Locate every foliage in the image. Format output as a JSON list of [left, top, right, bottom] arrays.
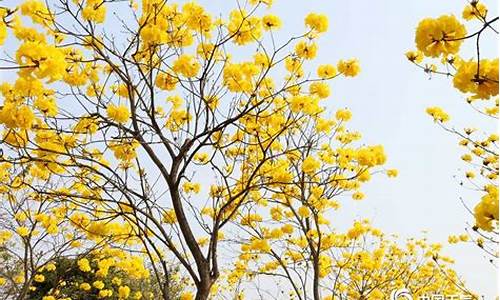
[[26, 254, 180, 300]]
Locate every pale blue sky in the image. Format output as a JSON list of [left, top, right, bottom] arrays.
[[196, 0, 497, 298], [255, 0, 497, 298], [192, 0, 499, 296]]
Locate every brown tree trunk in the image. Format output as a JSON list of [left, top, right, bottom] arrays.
[[195, 280, 212, 300], [313, 257, 321, 300]]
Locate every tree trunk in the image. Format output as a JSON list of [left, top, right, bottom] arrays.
[[313, 253, 321, 300], [195, 280, 212, 300]]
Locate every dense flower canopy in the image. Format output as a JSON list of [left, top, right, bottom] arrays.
[[0, 0, 492, 299]]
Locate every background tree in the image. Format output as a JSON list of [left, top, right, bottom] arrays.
[[26, 254, 183, 300], [406, 0, 498, 261], [0, 0, 392, 298], [0, 0, 479, 299], [0, 161, 160, 300], [0, 164, 99, 300]]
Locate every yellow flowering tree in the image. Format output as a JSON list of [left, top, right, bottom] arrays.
[[0, 165, 88, 299], [0, 151, 161, 299], [229, 220, 475, 299], [407, 1, 498, 259], [25, 254, 183, 300], [0, 0, 475, 299]]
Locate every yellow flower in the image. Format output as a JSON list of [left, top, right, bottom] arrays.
[[0, 19, 6, 46], [162, 209, 177, 224], [352, 191, 365, 200], [415, 15, 466, 57], [99, 289, 113, 298], [194, 152, 210, 164], [93, 280, 105, 290], [204, 95, 219, 110], [182, 182, 201, 194], [298, 205, 311, 218], [118, 285, 131, 299], [302, 155, 320, 175], [173, 54, 200, 78], [250, 238, 271, 253], [305, 13, 329, 33], [357, 145, 387, 167], [14, 275, 24, 284], [249, 0, 273, 7], [155, 73, 178, 91], [228, 9, 263, 45], [295, 41, 318, 60], [282, 224, 294, 234], [309, 82, 330, 99], [405, 50, 424, 63], [34, 95, 58, 117], [465, 171, 475, 179], [337, 59, 361, 77], [20, 0, 52, 25], [462, 2, 488, 21], [82, 0, 107, 23], [78, 258, 92, 272], [112, 277, 122, 286], [16, 226, 30, 237], [453, 58, 498, 100], [317, 64, 337, 79], [473, 185, 498, 231], [166, 110, 192, 131], [34, 274, 45, 283], [426, 106, 450, 122], [386, 169, 398, 178], [45, 263, 56, 272], [0, 103, 36, 130], [262, 14, 282, 30], [107, 104, 130, 124], [180, 291, 194, 300], [461, 154, 472, 162], [80, 282, 91, 291], [110, 140, 139, 162], [335, 109, 352, 122]]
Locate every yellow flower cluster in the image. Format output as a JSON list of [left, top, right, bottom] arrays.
[[229, 220, 468, 300], [172, 54, 200, 78], [410, 1, 498, 251], [426, 106, 450, 122], [462, 2, 488, 21], [453, 58, 498, 100], [337, 59, 361, 77], [304, 13, 329, 33], [262, 14, 282, 30], [82, 0, 107, 23], [415, 15, 466, 57], [110, 139, 140, 166], [228, 9, 263, 45], [155, 73, 178, 91], [107, 104, 131, 124]]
